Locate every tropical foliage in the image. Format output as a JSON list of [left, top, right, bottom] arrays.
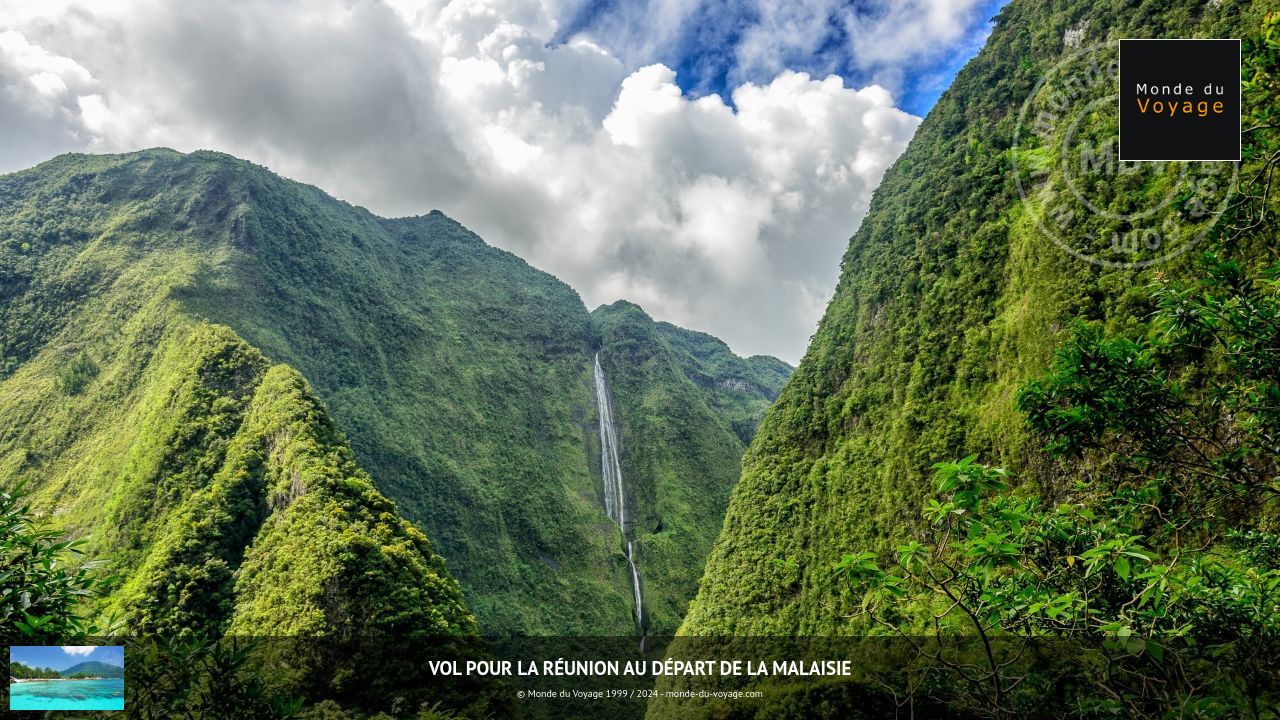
[[835, 251, 1280, 717], [1, 481, 118, 642], [10, 662, 64, 679]]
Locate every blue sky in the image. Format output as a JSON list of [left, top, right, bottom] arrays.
[[556, 0, 1009, 116], [10, 646, 124, 672]]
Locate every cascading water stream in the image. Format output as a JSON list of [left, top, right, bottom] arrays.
[[593, 353, 646, 643]]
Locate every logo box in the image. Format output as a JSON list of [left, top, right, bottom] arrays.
[[1119, 38, 1241, 161]]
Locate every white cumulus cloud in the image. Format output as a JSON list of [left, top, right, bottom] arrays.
[[61, 646, 96, 656], [0, 0, 923, 363]]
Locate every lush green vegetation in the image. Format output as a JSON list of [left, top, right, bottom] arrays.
[[0, 315, 475, 643], [102, 333, 477, 640], [10, 662, 63, 679], [1, 482, 119, 642], [57, 351, 99, 395], [840, 452, 1277, 716], [683, 0, 1280, 638], [653, 319, 791, 446], [0, 338, 488, 716], [0, 144, 785, 638], [830, 242, 1280, 716]]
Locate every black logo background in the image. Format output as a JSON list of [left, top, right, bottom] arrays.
[[1119, 39, 1240, 161]]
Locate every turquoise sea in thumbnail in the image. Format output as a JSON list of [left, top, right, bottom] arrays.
[[9, 678, 125, 710]]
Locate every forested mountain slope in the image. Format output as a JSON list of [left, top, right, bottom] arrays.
[[0, 308, 475, 638], [0, 149, 788, 635], [682, 0, 1280, 635]]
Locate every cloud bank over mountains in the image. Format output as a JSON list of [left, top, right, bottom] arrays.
[[0, 0, 994, 362]]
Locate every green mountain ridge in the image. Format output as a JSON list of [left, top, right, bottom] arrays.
[[57, 661, 125, 678], [0, 148, 789, 637], [654, 318, 793, 447], [682, 0, 1280, 636]]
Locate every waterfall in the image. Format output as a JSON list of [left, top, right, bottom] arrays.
[[593, 353, 646, 639]]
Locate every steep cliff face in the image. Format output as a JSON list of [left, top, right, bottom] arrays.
[[681, 0, 1279, 635], [0, 149, 788, 636], [0, 305, 475, 638], [102, 323, 478, 638]]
